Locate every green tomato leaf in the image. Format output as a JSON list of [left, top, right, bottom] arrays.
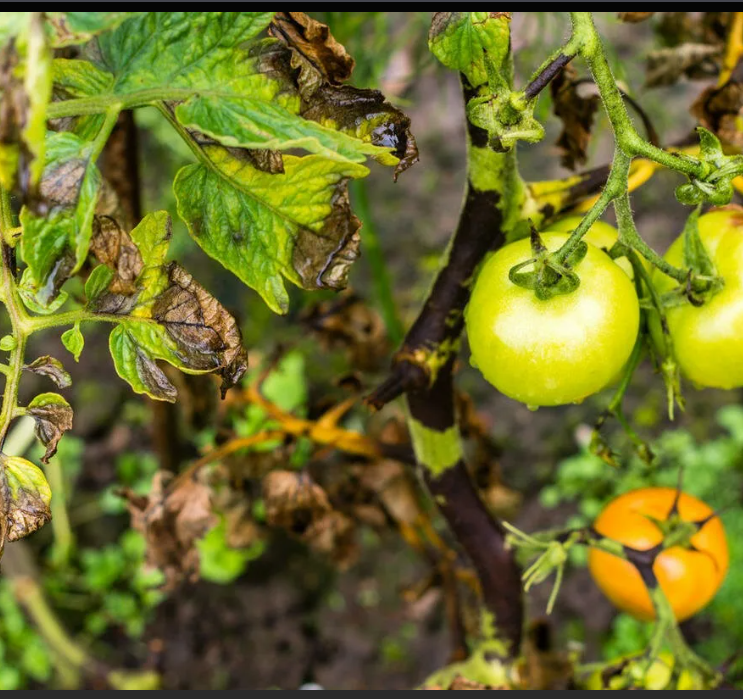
[[175, 148, 367, 314], [84, 264, 115, 304], [27, 392, 73, 463], [428, 12, 512, 88], [61, 322, 84, 361], [91, 12, 275, 94], [19, 131, 102, 310], [89, 212, 248, 401], [0, 454, 52, 548], [46, 12, 145, 47], [23, 355, 72, 389]]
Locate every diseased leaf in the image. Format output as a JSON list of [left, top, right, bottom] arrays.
[[551, 65, 599, 171], [19, 131, 102, 310], [691, 63, 743, 148], [263, 470, 358, 568], [46, 12, 144, 47], [88, 212, 248, 401], [23, 355, 72, 389], [27, 392, 73, 463], [268, 12, 354, 98], [0, 454, 52, 549], [122, 471, 217, 589], [428, 12, 512, 89], [0, 13, 52, 191], [175, 148, 364, 314], [61, 322, 84, 361]]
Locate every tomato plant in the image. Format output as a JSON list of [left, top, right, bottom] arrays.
[[0, 9, 742, 691]]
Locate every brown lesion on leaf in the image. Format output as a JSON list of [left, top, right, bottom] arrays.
[[27, 396, 73, 463], [0, 455, 52, 550], [23, 355, 72, 389], [291, 178, 361, 291], [268, 12, 355, 98], [88, 213, 249, 397], [153, 263, 249, 396], [122, 471, 216, 589], [550, 64, 599, 171], [267, 12, 418, 180]]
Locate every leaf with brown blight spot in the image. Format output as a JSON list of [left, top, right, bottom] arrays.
[[691, 63, 743, 148], [87, 212, 248, 401], [123, 471, 217, 589], [23, 355, 72, 389], [27, 392, 73, 463], [268, 12, 355, 98], [0, 454, 52, 553]]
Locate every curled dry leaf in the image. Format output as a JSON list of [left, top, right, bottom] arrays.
[[268, 12, 355, 98], [23, 355, 72, 389], [123, 471, 217, 589], [262, 470, 358, 568], [0, 454, 52, 552], [27, 392, 73, 463], [551, 65, 599, 170], [301, 293, 389, 371], [691, 61, 743, 148], [88, 212, 248, 401]]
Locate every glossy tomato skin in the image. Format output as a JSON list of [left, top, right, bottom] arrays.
[[588, 487, 728, 622], [542, 216, 636, 279], [464, 233, 640, 407], [650, 209, 743, 389]]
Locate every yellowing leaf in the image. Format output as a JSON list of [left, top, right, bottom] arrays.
[[175, 148, 366, 314], [0, 454, 52, 550]]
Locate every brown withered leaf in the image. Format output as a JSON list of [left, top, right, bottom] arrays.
[[265, 19, 418, 180], [268, 12, 355, 99], [618, 12, 654, 23], [88, 213, 249, 399], [646, 44, 721, 87], [27, 393, 73, 463], [263, 470, 331, 531], [291, 181, 362, 291], [0, 455, 52, 550], [263, 470, 358, 567], [551, 65, 599, 170], [89, 215, 143, 297], [303, 510, 358, 569], [23, 356, 72, 389], [691, 60, 743, 147], [123, 471, 217, 589], [153, 263, 249, 397], [301, 292, 389, 371], [301, 84, 418, 180]]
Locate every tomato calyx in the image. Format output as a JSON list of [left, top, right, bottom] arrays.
[[508, 227, 588, 300], [675, 128, 743, 207]]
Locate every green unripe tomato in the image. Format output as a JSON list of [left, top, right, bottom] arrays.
[[465, 233, 640, 407], [650, 209, 743, 389], [542, 216, 636, 279]]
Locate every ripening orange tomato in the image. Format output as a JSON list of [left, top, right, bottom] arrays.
[[588, 488, 728, 622]]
